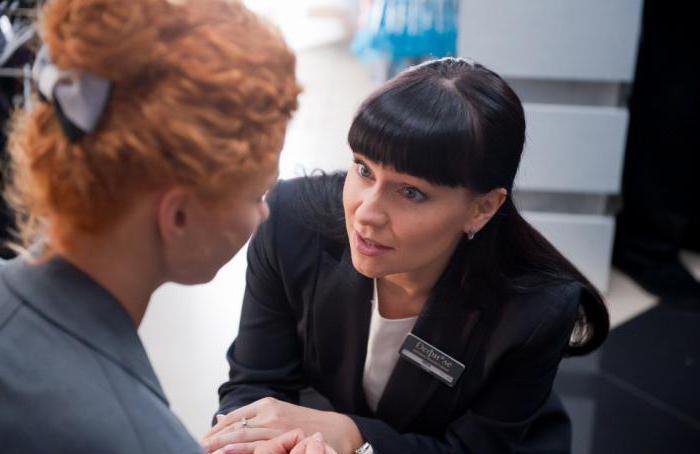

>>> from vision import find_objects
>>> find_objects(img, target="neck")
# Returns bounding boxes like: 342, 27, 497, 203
378, 251, 453, 317
380, 273, 434, 302
53, 215, 164, 327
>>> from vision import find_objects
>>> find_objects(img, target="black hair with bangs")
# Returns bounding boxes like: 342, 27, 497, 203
301, 57, 608, 356
349, 58, 523, 193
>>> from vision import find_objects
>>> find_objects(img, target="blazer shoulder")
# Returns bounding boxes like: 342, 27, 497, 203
269, 174, 345, 231
0, 277, 22, 331
0, 299, 169, 453
260, 174, 346, 259
494, 280, 584, 352
514, 279, 583, 317
266, 177, 319, 237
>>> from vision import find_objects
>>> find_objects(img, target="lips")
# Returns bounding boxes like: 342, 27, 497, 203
354, 231, 393, 257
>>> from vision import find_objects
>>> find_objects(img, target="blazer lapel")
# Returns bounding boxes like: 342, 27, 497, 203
1, 255, 168, 404
312, 243, 373, 415
374, 264, 484, 430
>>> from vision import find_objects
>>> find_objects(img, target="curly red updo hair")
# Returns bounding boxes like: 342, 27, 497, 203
5, 0, 300, 249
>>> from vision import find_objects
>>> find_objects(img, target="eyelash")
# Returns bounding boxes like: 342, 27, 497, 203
401, 186, 427, 202
354, 159, 428, 203
355, 160, 372, 179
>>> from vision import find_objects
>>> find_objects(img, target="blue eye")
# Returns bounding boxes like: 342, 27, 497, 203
402, 186, 427, 202
356, 162, 372, 178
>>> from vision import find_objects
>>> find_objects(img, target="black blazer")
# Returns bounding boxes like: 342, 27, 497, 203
217, 177, 584, 454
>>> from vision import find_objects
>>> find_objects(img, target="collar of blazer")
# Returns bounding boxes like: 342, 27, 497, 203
0, 254, 167, 404
312, 238, 485, 430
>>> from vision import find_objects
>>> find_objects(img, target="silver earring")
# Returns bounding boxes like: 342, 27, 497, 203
467, 230, 476, 241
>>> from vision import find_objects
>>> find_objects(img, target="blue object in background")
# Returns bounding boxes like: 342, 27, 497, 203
352, 0, 459, 79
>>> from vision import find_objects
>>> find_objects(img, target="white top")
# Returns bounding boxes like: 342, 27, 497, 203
362, 279, 418, 412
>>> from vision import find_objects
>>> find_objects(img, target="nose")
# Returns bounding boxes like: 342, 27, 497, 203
354, 188, 389, 228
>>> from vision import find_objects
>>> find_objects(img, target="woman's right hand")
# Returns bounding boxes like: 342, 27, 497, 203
212, 429, 338, 454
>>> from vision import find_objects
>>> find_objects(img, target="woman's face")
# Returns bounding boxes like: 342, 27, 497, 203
163, 169, 278, 285
343, 153, 474, 280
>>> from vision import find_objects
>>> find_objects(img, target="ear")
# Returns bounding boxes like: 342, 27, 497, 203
156, 187, 191, 243
463, 188, 508, 235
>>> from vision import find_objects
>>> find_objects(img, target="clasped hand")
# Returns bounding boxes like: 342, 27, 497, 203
202, 397, 363, 454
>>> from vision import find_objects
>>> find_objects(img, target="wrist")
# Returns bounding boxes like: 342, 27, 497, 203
328, 411, 364, 453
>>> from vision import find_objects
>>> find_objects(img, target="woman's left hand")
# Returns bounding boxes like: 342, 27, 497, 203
202, 397, 364, 454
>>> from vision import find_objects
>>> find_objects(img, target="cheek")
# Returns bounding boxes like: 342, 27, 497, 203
342, 175, 361, 223
394, 208, 465, 253
223, 212, 258, 246
260, 200, 270, 223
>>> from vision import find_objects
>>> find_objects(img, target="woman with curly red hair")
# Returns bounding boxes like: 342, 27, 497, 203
0, 0, 313, 452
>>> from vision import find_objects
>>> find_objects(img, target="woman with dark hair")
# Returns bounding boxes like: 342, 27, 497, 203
204, 57, 609, 454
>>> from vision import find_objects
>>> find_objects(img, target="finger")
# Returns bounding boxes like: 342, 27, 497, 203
207, 412, 256, 439
204, 427, 281, 453
206, 414, 232, 439
290, 434, 321, 454
205, 415, 227, 439
207, 401, 265, 437
216, 441, 262, 454
304, 433, 325, 454
289, 430, 312, 454
268, 429, 307, 452
206, 412, 249, 439
204, 428, 283, 453
289, 437, 311, 454
204, 417, 265, 443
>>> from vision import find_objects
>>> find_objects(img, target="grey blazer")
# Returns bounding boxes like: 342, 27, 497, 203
0, 255, 203, 454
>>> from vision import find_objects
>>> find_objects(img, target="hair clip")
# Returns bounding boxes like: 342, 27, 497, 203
31, 45, 112, 141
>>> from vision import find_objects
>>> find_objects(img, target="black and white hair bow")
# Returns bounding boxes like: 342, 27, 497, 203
31, 45, 112, 141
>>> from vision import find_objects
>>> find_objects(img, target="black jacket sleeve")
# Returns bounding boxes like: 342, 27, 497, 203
350, 286, 580, 454
216, 186, 306, 417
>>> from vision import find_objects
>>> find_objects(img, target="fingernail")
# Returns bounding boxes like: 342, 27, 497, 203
312, 432, 323, 442
216, 414, 225, 423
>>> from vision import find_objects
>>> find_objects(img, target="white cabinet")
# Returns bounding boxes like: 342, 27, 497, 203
523, 212, 615, 291
458, 0, 643, 82
458, 0, 643, 293
517, 104, 629, 194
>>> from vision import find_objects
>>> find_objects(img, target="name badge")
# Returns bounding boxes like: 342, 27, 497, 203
399, 333, 466, 387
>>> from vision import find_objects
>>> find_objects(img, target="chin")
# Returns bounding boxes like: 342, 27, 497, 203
350, 253, 389, 279
197, 271, 219, 284
173, 274, 214, 286
170, 265, 220, 286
